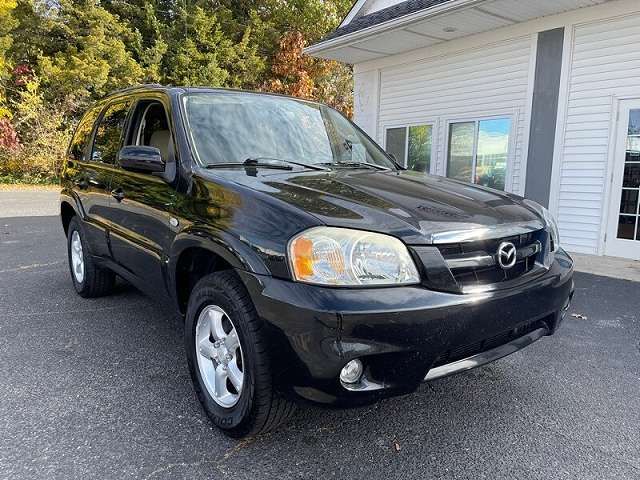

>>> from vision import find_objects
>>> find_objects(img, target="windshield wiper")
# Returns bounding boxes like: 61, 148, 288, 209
205, 159, 291, 170
318, 161, 391, 171
245, 157, 330, 171
205, 157, 329, 171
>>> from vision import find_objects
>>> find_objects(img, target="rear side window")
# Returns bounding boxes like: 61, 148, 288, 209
68, 107, 101, 161
91, 101, 131, 164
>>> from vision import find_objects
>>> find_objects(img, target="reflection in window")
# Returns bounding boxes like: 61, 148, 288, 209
476, 119, 509, 190
92, 102, 131, 164
408, 125, 432, 173
385, 128, 405, 165
447, 118, 510, 190
183, 93, 395, 169
385, 124, 432, 173
447, 122, 474, 182
69, 108, 101, 162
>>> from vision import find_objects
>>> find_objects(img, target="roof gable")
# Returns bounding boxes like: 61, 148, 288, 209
327, 0, 453, 42
340, 0, 408, 27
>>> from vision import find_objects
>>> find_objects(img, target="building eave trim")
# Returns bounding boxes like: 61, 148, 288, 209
304, 0, 486, 56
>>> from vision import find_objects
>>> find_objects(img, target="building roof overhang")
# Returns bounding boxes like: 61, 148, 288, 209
305, 0, 611, 64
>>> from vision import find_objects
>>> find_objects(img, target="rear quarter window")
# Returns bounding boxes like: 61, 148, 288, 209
68, 107, 102, 162
91, 101, 132, 164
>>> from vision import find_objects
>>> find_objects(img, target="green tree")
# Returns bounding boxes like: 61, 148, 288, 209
0, 0, 17, 117
162, 5, 264, 88
46, 1, 144, 103
0, 0, 356, 183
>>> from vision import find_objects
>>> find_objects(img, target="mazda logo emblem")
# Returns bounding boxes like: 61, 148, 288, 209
497, 242, 517, 269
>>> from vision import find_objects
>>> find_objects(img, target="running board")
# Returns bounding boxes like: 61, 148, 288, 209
424, 327, 548, 382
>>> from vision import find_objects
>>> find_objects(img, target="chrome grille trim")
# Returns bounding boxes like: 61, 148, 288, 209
516, 240, 542, 260
443, 240, 542, 271
435, 230, 547, 293
423, 219, 545, 245
445, 253, 495, 269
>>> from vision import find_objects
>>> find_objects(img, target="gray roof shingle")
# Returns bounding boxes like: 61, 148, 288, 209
320, 0, 454, 43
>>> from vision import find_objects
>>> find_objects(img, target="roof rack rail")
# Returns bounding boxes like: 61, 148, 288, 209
107, 83, 168, 95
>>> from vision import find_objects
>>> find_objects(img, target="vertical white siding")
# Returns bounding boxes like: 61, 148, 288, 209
376, 36, 534, 195
353, 69, 380, 138
558, 13, 640, 254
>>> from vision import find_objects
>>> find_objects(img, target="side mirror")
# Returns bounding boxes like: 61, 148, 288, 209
118, 145, 165, 173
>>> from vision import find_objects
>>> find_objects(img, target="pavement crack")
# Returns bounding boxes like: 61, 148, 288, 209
143, 436, 259, 479
143, 460, 223, 479
0, 261, 64, 273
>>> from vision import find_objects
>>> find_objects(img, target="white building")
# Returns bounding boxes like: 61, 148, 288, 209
306, 0, 640, 260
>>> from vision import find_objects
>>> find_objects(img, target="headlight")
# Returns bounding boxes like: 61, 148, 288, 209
524, 200, 560, 252
288, 227, 420, 286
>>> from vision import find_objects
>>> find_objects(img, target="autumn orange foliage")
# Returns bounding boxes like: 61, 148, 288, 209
264, 31, 353, 117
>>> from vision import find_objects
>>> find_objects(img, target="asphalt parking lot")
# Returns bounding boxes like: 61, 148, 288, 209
1, 190, 639, 480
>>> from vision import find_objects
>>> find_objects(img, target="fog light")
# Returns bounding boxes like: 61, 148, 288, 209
340, 359, 363, 384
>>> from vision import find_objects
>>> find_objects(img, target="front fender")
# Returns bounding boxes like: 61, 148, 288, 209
168, 226, 272, 281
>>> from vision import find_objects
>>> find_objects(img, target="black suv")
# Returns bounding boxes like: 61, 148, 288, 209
61, 85, 574, 437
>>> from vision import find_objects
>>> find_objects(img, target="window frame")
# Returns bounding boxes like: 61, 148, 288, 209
383, 120, 437, 174
126, 96, 176, 163
444, 112, 517, 191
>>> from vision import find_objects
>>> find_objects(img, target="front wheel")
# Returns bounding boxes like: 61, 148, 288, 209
184, 271, 295, 437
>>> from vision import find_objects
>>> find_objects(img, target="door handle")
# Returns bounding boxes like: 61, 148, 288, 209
111, 188, 125, 202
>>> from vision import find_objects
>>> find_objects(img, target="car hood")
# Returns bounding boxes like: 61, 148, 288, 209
201, 168, 542, 244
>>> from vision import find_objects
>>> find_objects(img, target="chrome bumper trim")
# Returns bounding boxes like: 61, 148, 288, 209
340, 376, 386, 392
424, 327, 548, 382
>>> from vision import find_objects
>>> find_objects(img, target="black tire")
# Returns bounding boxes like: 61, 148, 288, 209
67, 216, 115, 298
185, 271, 296, 438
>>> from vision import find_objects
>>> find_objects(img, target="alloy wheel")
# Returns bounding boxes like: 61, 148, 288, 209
195, 305, 245, 408
70, 230, 85, 284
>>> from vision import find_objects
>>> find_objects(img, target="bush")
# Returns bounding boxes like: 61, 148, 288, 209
0, 78, 71, 184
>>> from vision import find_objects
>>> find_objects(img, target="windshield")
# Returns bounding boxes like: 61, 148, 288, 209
182, 92, 396, 169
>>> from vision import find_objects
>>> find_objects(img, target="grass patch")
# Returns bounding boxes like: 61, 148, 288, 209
0, 174, 59, 186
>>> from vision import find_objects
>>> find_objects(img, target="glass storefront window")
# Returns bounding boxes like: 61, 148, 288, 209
447, 118, 511, 190
385, 124, 432, 173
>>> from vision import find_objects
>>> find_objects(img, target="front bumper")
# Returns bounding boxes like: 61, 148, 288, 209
238, 249, 574, 406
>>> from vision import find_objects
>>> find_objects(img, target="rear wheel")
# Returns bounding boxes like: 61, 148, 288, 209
185, 271, 295, 437
67, 217, 115, 298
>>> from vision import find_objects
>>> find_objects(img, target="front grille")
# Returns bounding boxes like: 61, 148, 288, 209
431, 318, 550, 368
436, 229, 547, 290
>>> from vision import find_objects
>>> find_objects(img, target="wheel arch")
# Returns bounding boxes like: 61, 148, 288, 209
60, 189, 88, 234
169, 229, 270, 314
